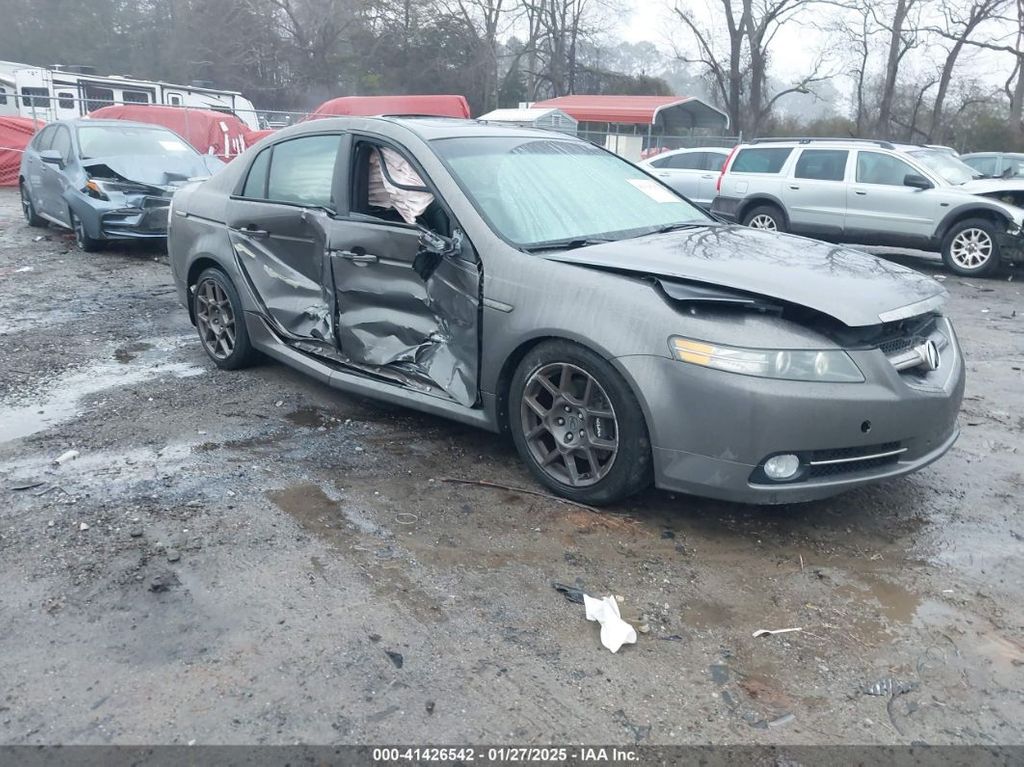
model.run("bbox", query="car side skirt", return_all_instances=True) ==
[245,312,498,433]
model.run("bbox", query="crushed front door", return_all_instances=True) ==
[325,218,480,407]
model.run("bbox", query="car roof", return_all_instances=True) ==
[962,151,1024,158]
[271,115,573,142]
[737,138,931,153]
[658,146,730,155]
[52,118,180,130]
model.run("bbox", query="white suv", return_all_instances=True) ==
[711,138,1024,276]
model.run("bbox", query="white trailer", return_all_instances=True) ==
[11,66,261,129]
[0,60,30,118]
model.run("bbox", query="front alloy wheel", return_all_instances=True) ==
[941,218,1001,277]
[520,362,619,488]
[949,228,993,270]
[509,340,652,505]
[71,211,102,252]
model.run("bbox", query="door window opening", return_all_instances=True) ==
[353,141,449,234]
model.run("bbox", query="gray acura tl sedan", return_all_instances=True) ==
[168,117,964,505]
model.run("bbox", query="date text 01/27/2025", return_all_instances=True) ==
[372,747,640,763]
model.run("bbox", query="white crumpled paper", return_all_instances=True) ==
[583,594,638,653]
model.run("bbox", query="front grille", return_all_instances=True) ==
[879,336,922,356]
[876,315,946,374]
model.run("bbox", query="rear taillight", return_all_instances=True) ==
[717,145,739,192]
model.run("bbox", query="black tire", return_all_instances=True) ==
[742,203,788,233]
[941,218,1002,277]
[70,209,103,252]
[193,267,260,370]
[509,340,652,506]
[20,182,46,227]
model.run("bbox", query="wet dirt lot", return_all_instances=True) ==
[0,187,1022,746]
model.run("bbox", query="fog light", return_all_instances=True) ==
[764,453,800,480]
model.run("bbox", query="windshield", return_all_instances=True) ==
[77,125,197,159]
[908,149,980,185]
[432,136,708,249]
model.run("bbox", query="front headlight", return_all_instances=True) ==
[84,178,152,201]
[670,336,864,382]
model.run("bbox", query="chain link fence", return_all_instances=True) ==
[11,94,312,135]
[2,95,743,186]
[576,128,739,161]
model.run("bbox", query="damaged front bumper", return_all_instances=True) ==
[73,191,173,241]
[615,324,965,504]
[996,226,1024,264]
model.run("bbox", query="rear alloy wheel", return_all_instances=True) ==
[742,204,787,233]
[20,183,46,227]
[70,210,102,252]
[941,218,1001,277]
[193,267,259,370]
[510,340,652,505]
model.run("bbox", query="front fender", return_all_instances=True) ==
[935,201,1021,242]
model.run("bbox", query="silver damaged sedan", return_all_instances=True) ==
[168,117,964,505]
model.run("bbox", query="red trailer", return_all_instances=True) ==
[0,116,44,187]
[308,95,471,120]
[87,104,254,160]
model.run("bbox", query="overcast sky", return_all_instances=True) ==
[618,0,1011,91]
[620,0,818,78]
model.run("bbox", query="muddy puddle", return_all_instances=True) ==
[0,337,203,443]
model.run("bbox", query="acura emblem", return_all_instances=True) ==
[916,340,940,371]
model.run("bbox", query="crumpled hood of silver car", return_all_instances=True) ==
[959,178,1024,195]
[542,225,947,327]
[83,154,221,189]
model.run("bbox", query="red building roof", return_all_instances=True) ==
[530,95,729,131]
[309,95,471,120]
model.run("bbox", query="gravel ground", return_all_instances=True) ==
[1,187,1022,746]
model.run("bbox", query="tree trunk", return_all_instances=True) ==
[877,0,912,137]
[928,39,963,142]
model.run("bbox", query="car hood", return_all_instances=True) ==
[959,178,1024,194]
[82,154,217,189]
[541,225,946,327]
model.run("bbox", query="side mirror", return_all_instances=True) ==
[40,149,64,167]
[903,173,932,190]
[414,226,463,280]
[417,225,462,258]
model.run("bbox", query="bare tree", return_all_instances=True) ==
[936,0,1024,137]
[443,0,527,111]
[523,0,617,97]
[255,0,362,89]
[925,0,1007,141]
[874,0,922,136]
[826,1,875,135]
[671,0,829,136]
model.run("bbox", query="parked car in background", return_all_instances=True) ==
[712,138,1024,276]
[639,147,730,208]
[168,117,962,506]
[961,152,1024,179]
[19,118,222,251]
